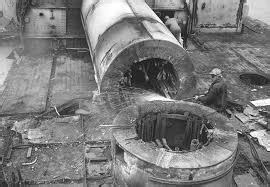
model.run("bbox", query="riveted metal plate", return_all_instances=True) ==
[24,8,66,36]
[192,0,244,32]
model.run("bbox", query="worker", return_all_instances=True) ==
[195,68,228,112]
[164,16,182,43]
[179,20,188,48]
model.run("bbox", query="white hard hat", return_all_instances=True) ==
[209,68,222,76]
[165,16,169,20]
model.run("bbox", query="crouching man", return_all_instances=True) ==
[195,68,228,113]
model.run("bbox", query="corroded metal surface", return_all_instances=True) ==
[22,0,84,39]
[112,101,238,186]
[24,9,66,36]
[190,0,244,33]
[81,0,195,99]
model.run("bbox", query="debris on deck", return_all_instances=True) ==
[0,6,270,185]
[251,98,270,107]
[250,130,270,151]
[234,173,259,187]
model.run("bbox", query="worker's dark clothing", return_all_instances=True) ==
[198,77,228,112]
[179,21,188,48]
[165,18,181,41]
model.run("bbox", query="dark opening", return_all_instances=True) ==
[135,112,214,152]
[120,59,179,98]
[240,73,270,86]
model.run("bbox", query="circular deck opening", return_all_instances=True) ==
[240,73,270,86]
[120,59,179,98]
[135,111,214,152]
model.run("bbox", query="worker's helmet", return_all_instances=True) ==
[209,68,222,76]
[165,16,170,20]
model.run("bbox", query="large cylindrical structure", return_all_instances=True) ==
[81,0,195,99]
[112,101,238,187]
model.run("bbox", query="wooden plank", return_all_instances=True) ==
[251,98,270,107]
[235,113,250,124]
[234,173,259,187]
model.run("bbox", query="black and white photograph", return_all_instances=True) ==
[0,0,269,186]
